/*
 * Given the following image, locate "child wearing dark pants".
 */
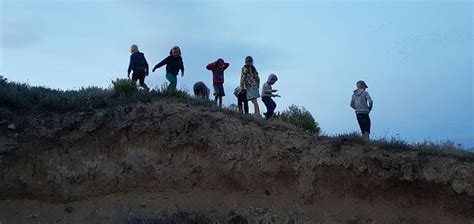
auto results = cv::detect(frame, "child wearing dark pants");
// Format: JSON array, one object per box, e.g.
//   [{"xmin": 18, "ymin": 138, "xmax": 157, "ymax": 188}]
[
  {"xmin": 356, "ymin": 113, "xmax": 371, "ymax": 135},
  {"xmin": 350, "ymin": 80, "xmax": 373, "ymax": 141},
  {"xmin": 127, "ymin": 45, "xmax": 149, "ymax": 90},
  {"xmin": 234, "ymin": 86, "xmax": 249, "ymax": 114},
  {"xmin": 261, "ymin": 74, "xmax": 280, "ymax": 119}
]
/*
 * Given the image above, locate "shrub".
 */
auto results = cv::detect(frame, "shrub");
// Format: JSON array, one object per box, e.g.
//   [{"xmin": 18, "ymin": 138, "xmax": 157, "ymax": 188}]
[
  {"xmin": 0, "ymin": 76, "xmax": 112, "ymax": 111},
  {"xmin": 154, "ymin": 83, "xmax": 191, "ymax": 99},
  {"xmin": 274, "ymin": 105, "xmax": 320, "ymax": 134},
  {"xmin": 0, "ymin": 75, "xmax": 6, "ymax": 84},
  {"xmin": 112, "ymin": 78, "xmax": 137, "ymax": 96}
]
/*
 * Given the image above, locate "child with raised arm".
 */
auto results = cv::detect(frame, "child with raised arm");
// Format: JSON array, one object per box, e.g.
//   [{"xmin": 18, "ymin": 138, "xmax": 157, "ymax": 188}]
[
  {"xmin": 152, "ymin": 46, "xmax": 184, "ymax": 92},
  {"xmin": 261, "ymin": 74, "xmax": 280, "ymax": 119},
  {"xmin": 206, "ymin": 58, "xmax": 229, "ymax": 107},
  {"xmin": 350, "ymin": 80, "xmax": 373, "ymax": 141}
]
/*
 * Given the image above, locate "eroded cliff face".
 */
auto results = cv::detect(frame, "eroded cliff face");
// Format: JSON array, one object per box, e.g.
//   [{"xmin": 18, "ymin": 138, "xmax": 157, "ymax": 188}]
[{"xmin": 0, "ymin": 99, "xmax": 473, "ymax": 223}]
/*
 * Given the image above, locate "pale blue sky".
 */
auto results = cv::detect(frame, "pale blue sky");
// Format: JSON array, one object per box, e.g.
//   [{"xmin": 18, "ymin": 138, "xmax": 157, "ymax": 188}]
[{"xmin": 1, "ymin": 0, "xmax": 473, "ymax": 148}]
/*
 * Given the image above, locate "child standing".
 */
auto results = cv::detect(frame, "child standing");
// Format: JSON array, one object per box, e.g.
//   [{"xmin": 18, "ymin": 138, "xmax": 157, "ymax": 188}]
[
  {"xmin": 234, "ymin": 86, "xmax": 249, "ymax": 114},
  {"xmin": 261, "ymin": 74, "xmax": 280, "ymax": 119},
  {"xmin": 206, "ymin": 58, "xmax": 229, "ymax": 107},
  {"xmin": 240, "ymin": 56, "xmax": 260, "ymax": 115},
  {"xmin": 127, "ymin": 45, "xmax": 149, "ymax": 90},
  {"xmin": 152, "ymin": 46, "xmax": 184, "ymax": 92},
  {"xmin": 350, "ymin": 80, "xmax": 373, "ymax": 141}
]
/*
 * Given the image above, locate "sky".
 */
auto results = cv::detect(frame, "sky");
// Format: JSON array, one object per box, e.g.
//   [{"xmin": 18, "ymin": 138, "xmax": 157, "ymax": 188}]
[{"xmin": 1, "ymin": 0, "xmax": 473, "ymax": 148}]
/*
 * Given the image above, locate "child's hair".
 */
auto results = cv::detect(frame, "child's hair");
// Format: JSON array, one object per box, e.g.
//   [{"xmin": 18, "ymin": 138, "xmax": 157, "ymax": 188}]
[
  {"xmin": 268, "ymin": 74, "xmax": 278, "ymax": 82},
  {"xmin": 169, "ymin": 46, "xmax": 182, "ymax": 56},
  {"xmin": 245, "ymin": 56, "xmax": 253, "ymax": 63},
  {"xmin": 216, "ymin": 58, "xmax": 224, "ymax": 64}
]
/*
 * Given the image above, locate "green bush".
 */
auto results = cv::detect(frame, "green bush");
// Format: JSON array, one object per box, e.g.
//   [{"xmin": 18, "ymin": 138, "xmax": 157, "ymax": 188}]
[
  {"xmin": 0, "ymin": 75, "xmax": 6, "ymax": 84},
  {"xmin": 154, "ymin": 83, "xmax": 191, "ymax": 99},
  {"xmin": 274, "ymin": 105, "xmax": 321, "ymax": 134},
  {"xmin": 112, "ymin": 78, "xmax": 137, "ymax": 96}
]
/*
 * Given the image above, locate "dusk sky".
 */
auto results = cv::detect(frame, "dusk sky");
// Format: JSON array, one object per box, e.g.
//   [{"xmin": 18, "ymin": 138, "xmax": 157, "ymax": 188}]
[{"xmin": 1, "ymin": 0, "xmax": 472, "ymax": 148}]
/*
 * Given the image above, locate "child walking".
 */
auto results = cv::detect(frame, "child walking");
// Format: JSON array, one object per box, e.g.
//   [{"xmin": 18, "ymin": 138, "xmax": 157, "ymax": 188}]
[
  {"xmin": 152, "ymin": 46, "xmax": 184, "ymax": 92},
  {"xmin": 206, "ymin": 58, "xmax": 229, "ymax": 107},
  {"xmin": 127, "ymin": 45, "xmax": 149, "ymax": 90},
  {"xmin": 234, "ymin": 86, "xmax": 249, "ymax": 114},
  {"xmin": 240, "ymin": 56, "xmax": 260, "ymax": 116},
  {"xmin": 261, "ymin": 74, "xmax": 280, "ymax": 119},
  {"xmin": 350, "ymin": 80, "xmax": 373, "ymax": 141}
]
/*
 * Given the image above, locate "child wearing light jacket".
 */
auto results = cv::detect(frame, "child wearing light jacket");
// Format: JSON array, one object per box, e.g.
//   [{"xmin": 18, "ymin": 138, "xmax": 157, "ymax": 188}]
[
  {"xmin": 350, "ymin": 80, "xmax": 373, "ymax": 141},
  {"xmin": 261, "ymin": 74, "xmax": 280, "ymax": 119}
]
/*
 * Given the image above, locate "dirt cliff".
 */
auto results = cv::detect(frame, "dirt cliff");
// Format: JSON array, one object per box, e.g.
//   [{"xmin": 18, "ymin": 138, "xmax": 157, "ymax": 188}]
[{"xmin": 0, "ymin": 99, "xmax": 473, "ymax": 224}]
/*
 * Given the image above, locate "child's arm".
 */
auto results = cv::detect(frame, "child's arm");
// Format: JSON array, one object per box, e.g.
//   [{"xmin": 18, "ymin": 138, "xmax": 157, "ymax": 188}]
[
  {"xmin": 366, "ymin": 92, "xmax": 373, "ymax": 111},
  {"xmin": 223, "ymin": 63, "xmax": 230, "ymax": 70},
  {"xmin": 253, "ymin": 66, "xmax": 260, "ymax": 87},
  {"xmin": 263, "ymin": 83, "xmax": 272, "ymax": 95},
  {"xmin": 206, "ymin": 62, "xmax": 215, "ymax": 70},
  {"xmin": 180, "ymin": 59, "xmax": 185, "ymax": 76},
  {"xmin": 127, "ymin": 55, "xmax": 133, "ymax": 76},
  {"xmin": 350, "ymin": 95, "xmax": 356, "ymax": 109},
  {"xmin": 144, "ymin": 55, "xmax": 149, "ymax": 74},
  {"xmin": 152, "ymin": 56, "xmax": 169, "ymax": 72},
  {"xmin": 240, "ymin": 67, "xmax": 248, "ymax": 89}
]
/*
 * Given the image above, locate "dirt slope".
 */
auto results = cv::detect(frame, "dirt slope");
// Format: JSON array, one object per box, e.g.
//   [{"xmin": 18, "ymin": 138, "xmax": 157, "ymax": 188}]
[{"xmin": 0, "ymin": 99, "xmax": 473, "ymax": 223}]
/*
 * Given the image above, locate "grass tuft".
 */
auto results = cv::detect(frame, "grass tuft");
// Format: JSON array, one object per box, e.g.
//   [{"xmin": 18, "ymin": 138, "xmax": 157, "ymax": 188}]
[{"xmin": 112, "ymin": 78, "xmax": 137, "ymax": 96}]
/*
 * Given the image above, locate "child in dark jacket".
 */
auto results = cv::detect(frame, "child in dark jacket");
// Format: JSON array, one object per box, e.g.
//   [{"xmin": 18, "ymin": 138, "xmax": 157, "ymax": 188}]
[
  {"xmin": 261, "ymin": 74, "xmax": 280, "ymax": 119},
  {"xmin": 127, "ymin": 45, "xmax": 149, "ymax": 90},
  {"xmin": 206, "ymin": 58, "xmax": 229, "ymax": 107},
  {"xmin": 152, "ymin": 46, "xmax": 184, "ymax": 92},
  {"xmin": 234, "ymin": 86, "xmax": 249, "ymax": 114}
]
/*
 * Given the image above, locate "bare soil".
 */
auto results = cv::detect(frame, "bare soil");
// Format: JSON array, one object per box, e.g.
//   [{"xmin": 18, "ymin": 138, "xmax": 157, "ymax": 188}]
[{"xmin": 0, "ymin": 100, "xmax": 473, "ymax": 223}]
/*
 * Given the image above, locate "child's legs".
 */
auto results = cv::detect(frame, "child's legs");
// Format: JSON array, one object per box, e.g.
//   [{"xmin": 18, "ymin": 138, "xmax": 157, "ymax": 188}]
[
  {"xmin": 356, "ymin": 113, "xmax": 371, "ymax": 136},
  {"xmin": 268, "ymin": 98, "xmax": 276, "ymax": 117},
  {"xmin": 243, "ymin": 94, "xmax": 249, "ymax": 114},
  {"xmin": 237, "ymin": 95, "xmax": 243, "ymax": 112},
  {"xmin": 262, "ymin": 97, "xmax": 271, "ymax": 118},
  {"xmin": 217, "ymin": 96, "xmax": 222, "ymax": 107},
  {"xmin": 213, "ymin": 83, "xmax": 225, "ymax": 107},
  {"xmin": 237, "ymin": 100, "xmax": 243, "ymax": 113},
  {"xmin": 138, "ymin": 76, "xmax": 148, "ymax": 90},
  {"xmin": 166, "ymin": 73, "xmax": 177, "ymax": 91},
  {"xmin": 251, "ymin": 98, "xmax": 260, "ymax": 114}
]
